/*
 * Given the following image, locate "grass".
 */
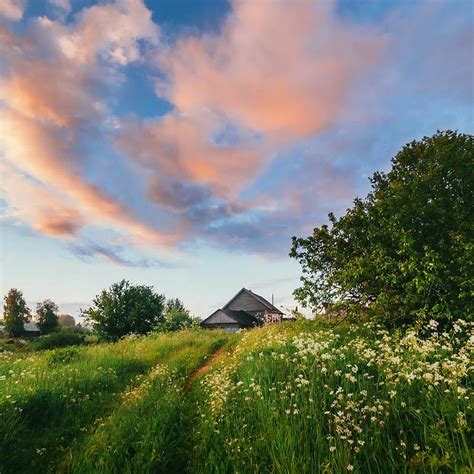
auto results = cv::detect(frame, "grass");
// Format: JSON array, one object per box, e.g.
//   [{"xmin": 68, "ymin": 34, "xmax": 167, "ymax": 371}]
[
  {"xmin": 191, "ymin": 319, "xmax": 473, "ymax": 473},
  {"xmin": 0, "ymin": 330, "xmax": 227, "ymax": 473},
  {"xmin": 0, "ymin": 320, "xmax": 472, "ymax": 473}
]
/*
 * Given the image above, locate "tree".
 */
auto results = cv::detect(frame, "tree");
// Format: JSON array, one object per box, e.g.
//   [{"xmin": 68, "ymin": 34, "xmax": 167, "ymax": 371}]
[
  {"xmin": 36, "ymin": 300, "xmax": 59, "ymax": 334},
  {"xmin": 2, "ymin": 289, "xmax": 30, "ymax": 337},
  {"xmin": 165, "ymin": 297, "xmax": 188, "ymax": 314},
  {"xmin": 155, "ymin": 298, "xmax": 198, "ymax": 332},
  {"xmin": 83, "ymin": 280, "xmax": 165, "ymax": 341},
  {"xmin": 290, "ymin": 131, "xmax": 474, "ymax": 326}
]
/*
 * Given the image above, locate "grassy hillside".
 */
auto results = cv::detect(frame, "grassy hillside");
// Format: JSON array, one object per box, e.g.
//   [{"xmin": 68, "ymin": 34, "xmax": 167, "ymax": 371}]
[{"xmin": 0, "ymin": 320, "xmax": 472, "ymax": 473}]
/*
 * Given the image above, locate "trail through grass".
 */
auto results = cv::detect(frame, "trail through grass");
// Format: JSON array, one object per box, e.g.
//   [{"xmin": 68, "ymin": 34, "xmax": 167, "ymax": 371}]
[{"xmin": 0, "ymin": 330, "xmax": 227, "ymax": 473}]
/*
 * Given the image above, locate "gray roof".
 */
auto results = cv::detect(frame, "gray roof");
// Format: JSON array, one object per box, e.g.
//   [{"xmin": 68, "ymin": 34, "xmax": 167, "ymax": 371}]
[
  {"xmin": 222, "ymin": 288, "xmax": 283, "ymax": 314},
  {"xmin": 24, "ymin": 322, "xmax": 39, "ymax": 332},
  {"xmin": 201, "ymin": 308, "xmax": 258, "ymax": 327}
]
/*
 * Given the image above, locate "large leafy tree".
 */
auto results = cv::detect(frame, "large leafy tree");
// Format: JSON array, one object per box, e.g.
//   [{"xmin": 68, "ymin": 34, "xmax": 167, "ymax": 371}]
[
  {"xmin": 2, "ymin": 289, "xmax": 30, "ymax": 337},
  {"xmin": 290, "ymin": 131, "xmax": 473, "ymax": 326},
  {"xmin": 83, "ymin": 280, "xmax": 166, "ymax": 341},
  {"xmin": 36, "ymin": 300, "xmax": 59, "ymax": 334}
]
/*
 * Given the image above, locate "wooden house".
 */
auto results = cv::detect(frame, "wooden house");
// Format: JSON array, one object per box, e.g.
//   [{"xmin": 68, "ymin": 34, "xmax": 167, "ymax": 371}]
[{"xmin": 201, "ymin": 288, "xmax": 284, "ymax": 332}]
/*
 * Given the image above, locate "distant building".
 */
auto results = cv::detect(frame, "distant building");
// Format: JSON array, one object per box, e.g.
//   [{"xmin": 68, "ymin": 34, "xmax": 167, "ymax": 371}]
[
  {"xmin": 23, "ymin": 322, "xmax": 41, "ymax": 337},
  {"xmin": 58, "ymin": 314, "xmax": 76, "ymax": 327},
  {"xmin": 0, "ymin": 322, "xmax": 40, "ymax": 337},
  {"xmin": 201, "ymin": 288, "xmax": 284, "ymax": 332}
]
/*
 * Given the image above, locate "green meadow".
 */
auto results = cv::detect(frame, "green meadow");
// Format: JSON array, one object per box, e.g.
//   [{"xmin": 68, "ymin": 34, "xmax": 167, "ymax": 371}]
[{"xmin": 0, "ymin": 320, "xmax": 472, "ymax": 473}]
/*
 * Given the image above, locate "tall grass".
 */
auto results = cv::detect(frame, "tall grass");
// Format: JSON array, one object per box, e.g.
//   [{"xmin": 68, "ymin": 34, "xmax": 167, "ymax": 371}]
[
  {"xmin": 191, "ymin": 320, "xmax": 473, "ymax": 473},
  {"xmin": 63, "ymin": 332, "xmax": 227, "ymax": 473},
  {"xmin": 1, "ymin": 321, "xmax": 471, "ymax": 473},
  {"xmin": 0, "ymin": 330, "xmax": 226, "ymax": 472}
]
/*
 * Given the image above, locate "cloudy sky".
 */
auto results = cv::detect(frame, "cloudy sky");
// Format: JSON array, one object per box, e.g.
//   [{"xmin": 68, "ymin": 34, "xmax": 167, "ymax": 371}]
[{"xmin": 0, "ymin": 0, "xmax": 472, "ymax": 318}]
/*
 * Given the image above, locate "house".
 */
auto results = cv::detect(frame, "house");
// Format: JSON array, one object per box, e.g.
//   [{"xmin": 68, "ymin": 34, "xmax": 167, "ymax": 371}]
[
  {"xmin": 0, "ymin": 322, "xmax": 40, "ymax": 337},
  {"xmin": 201, "ymin": 288, "xmax": 284, "ymax": 332}
]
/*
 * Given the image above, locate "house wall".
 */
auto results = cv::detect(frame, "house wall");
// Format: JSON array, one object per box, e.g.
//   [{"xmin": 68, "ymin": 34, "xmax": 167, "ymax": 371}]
[
  {"xmin": 225, "ymin": 291, "xmax": 268, "ymax": 315},
  {"xmin": 262, "ymin": 312, "xmax": 283, "ymax": 324},
  {"xmin": 202, "ymin": 323, "xmax": 241, "ymax": 333}
]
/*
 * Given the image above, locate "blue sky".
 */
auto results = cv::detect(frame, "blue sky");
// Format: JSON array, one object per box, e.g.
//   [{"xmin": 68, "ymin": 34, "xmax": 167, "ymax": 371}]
[{"xmin": 0, "ymin": 0, "xmax": 472, "ymax": 318}]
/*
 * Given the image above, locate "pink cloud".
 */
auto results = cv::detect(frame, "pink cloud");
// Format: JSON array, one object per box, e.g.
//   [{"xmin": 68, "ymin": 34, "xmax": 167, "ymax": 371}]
[
  {"xmin": 116, "ymin": 113, "xmax": 266, "ymax": 199},
  {"xmin": 0, "ymin": 0, "xmax": 25, "ymax": 21},
  {"xmin": 156, "ymin": 0, "xmax": 382, "ymax": 139},
  {"xmin": 0, "ymin": 1, "xmax": 178, "ymax": 253},
  {"xmin": 0, "ymin": 163, "xmax": 84, "ymax": 237}
]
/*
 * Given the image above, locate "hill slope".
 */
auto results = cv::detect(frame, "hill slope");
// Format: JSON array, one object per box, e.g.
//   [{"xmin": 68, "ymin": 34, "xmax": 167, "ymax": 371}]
[{"xmin": 0, "ymin": 321, "xmax": 472, "ymax": 473}]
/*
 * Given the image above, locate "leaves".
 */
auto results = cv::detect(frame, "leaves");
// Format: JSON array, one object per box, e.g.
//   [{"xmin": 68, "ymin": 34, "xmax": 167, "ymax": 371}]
[
  {"xmin": 291, "ymin": 131, "xmax": 474, "ymax": 325},
  {"xmin": 36, "ymin": 300, "xmax": 59, "ymax": 335},
  {"xmin": 83, "ymin": 280, "xmax": 166, "ymax": 341},
  {"xmin": 2, "ymin": 289, "xmax": 30, "ymax": 337}
]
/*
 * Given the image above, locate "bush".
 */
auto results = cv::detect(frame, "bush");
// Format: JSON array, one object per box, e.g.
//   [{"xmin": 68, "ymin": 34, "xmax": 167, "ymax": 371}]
[
  {"xmin": 46, "ymin": 346, "xmax": 81, "ymax": 365},
  {"xmin": 34, "ymin": 329, "xmax": 85, "ymax": 350}
]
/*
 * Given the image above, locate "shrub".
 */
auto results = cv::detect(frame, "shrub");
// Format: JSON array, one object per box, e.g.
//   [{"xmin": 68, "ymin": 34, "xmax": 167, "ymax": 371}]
[
  {"xmin": 34, "ymin": 329, "xmax": 85, "ymax": 350},
  {"xmin": 46, "ymin": 346, "xmax": 81, "ymax": 365}
]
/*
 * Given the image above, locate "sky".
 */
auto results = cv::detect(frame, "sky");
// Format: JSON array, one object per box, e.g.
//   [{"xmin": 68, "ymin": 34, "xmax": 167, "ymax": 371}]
[{"xmin": 0, "ymin": 0, "xmax": 472, "ymax": 319}]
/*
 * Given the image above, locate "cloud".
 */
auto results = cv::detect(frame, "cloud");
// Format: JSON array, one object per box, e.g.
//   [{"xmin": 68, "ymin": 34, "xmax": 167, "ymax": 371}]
[
  {"xmin": 0, "ymin": 0, "xmax": 25, "ymax": 21},
  {"xmin": 0, "ymin": 0, "xmax": 471, "ymax": 266},
  {"xmin": 48, "ymin": 0, "xmax": 71, "ymax": 13},
  {"xmin": 68, "ymin": 239, "xmax": 185, "ymax": 268},
  {"xmin": 156, "ymin": 0, "xmax": 382, "ymax": 139},
  {"xmin": 0, "ymin": 163, "xmax": 85, "ymax": 237},
  {"xmin": 0, "ymin": 0, "xmax": 181, "ymax": 254},
  {"xmin": 115, "ymin": 113, "xmax": 265, "ymax": 198},
  {"xmin": 69, "ymin": 241, "xmax": 156, "ymax": 267}
]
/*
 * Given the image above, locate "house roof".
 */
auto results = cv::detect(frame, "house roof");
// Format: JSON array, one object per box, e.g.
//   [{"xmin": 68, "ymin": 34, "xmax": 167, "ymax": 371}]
[
  {"xmin": 201, "ymin": 309, "xmax": 258, "ymax": 327},
  {"xmin": 222, "ymin": 288, "xmax": 283, "ymax": 314},
  {"xmin": 24, "ymin": 322, "xmax": 39, "ymax": 332}
]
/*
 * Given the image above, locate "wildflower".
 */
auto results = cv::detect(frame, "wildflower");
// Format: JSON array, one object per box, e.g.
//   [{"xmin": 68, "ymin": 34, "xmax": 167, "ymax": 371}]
[{"xmin": 347, "ymin": 464, "xmax": 354, "ymax": 471}]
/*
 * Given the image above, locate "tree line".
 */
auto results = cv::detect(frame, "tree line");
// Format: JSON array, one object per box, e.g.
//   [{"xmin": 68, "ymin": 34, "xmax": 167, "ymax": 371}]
[{"xmin": 1, "ymin": 281, "xmax": 200, "ymax": 340}]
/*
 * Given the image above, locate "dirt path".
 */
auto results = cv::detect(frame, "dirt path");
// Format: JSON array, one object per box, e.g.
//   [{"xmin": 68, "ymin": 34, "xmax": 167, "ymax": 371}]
[{"xmin": 184, "ymin": 345, "xmax": 226, "ymax": 390}]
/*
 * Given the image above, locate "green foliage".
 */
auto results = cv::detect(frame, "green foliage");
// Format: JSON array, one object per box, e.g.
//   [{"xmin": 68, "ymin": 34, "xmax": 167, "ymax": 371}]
[
  {"xmin": 165, "ymin": 297, "xmax": 188, "ymax": 314},
  {"xmin": 46, "ymin": 346, "xmax": 81, "ymax": 365},
  {"xmin": 2, "ymin": 288, "xmax": 30, "ymax": 337},
  {"xmin": 83, "ymin": 280, "xmax": 166, "ymax": 341},
  {"xmin": 36, "ymin": 299, "xmax": 59, "ymax": 335},
  {"xmin": 290, "ymin": 131, "xmax": 474, "ymax": 326},
  {"xmin": 158, "ymin": 309, "xmax": 194, "ymax": 332},
  {"xmin": 155, "ymin": 298, "xmax": 201, "ymax": 332},
  {"xmin": 33, "ymin": 329, "xmax": 85, "ymax": 350}
]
